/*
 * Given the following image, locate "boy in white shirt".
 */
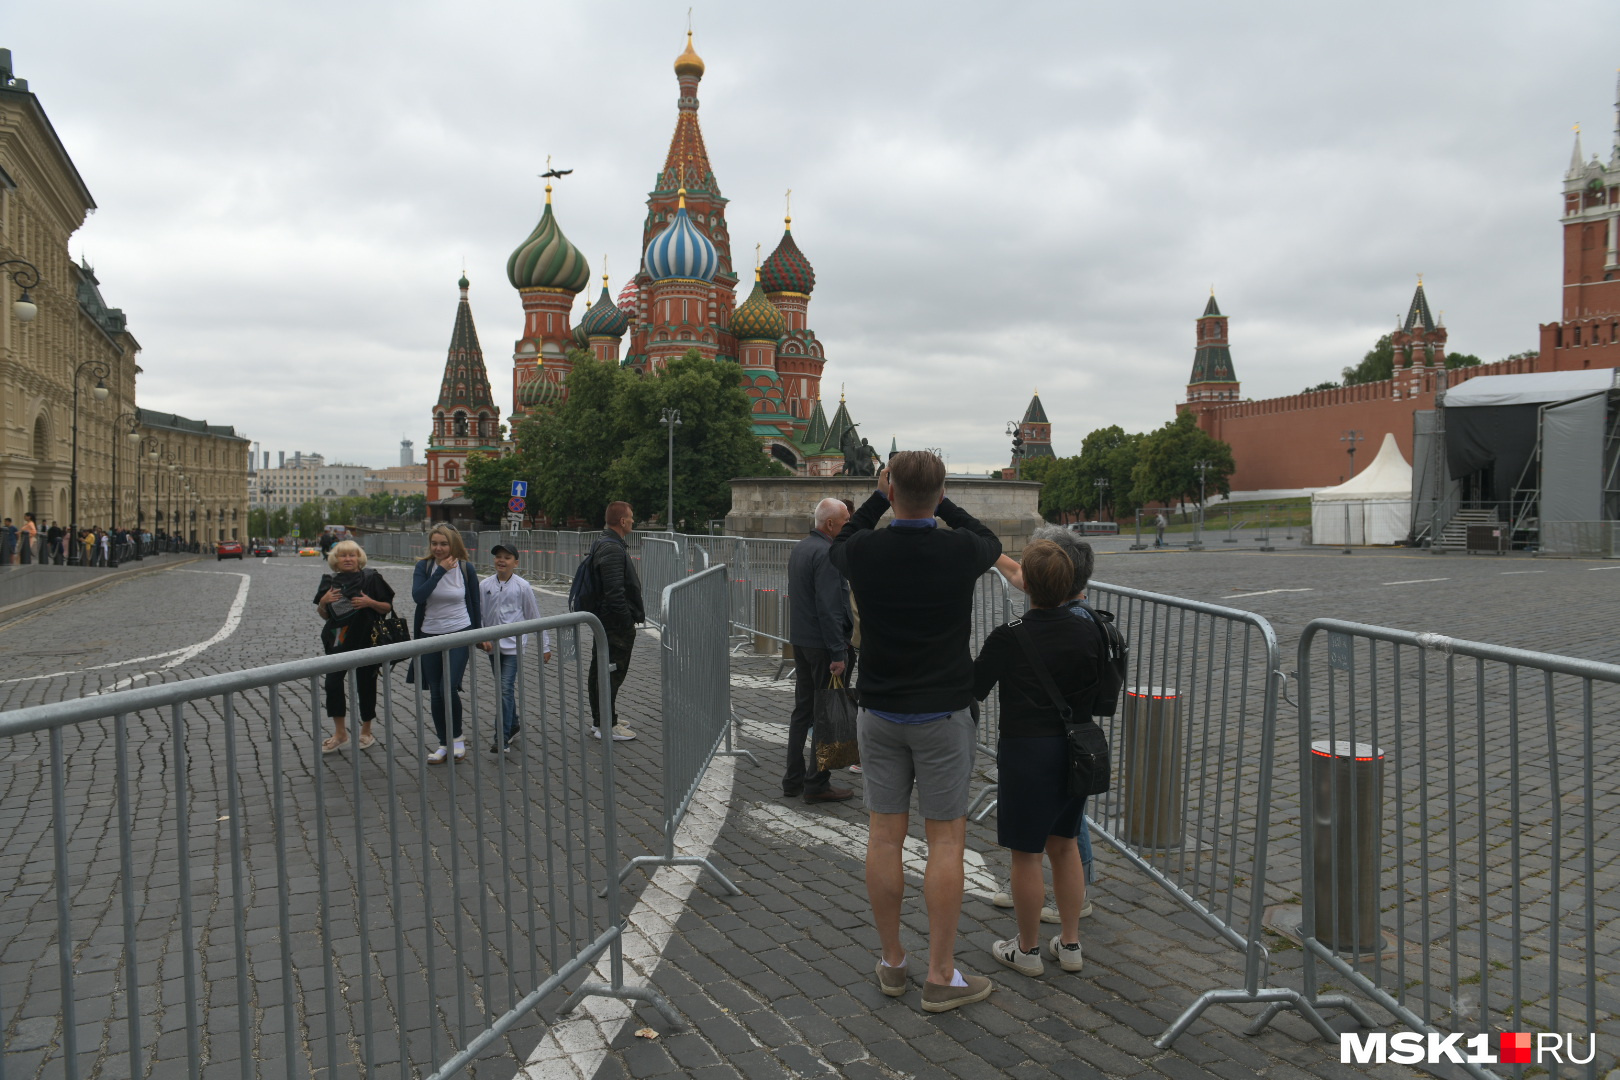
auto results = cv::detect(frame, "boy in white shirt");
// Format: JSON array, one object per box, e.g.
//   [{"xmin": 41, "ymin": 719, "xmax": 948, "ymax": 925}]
[{"xmin": 477, "ymin": 544, "xmax": 550, "ymax": 752}]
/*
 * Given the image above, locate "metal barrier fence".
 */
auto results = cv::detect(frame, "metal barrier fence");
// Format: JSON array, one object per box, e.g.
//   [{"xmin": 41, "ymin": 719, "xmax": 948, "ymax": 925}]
[
  {"xmin": 1274, "ymin": 620, "xmax": 1620, "ymax": 1079},
  {"xmin": 638, "ymin": 537, "xmax": 685, "ymax": 629},
  {"xmin": 1067, "ymin": 581, "xmax": 1367, "ymax": 1047},
  {"xmin": 1539, "ymin": 520, "xmax": 1620, "ymax": 557},
  {"xmin": 963, "ymin": 569, "xmax": 1015, "ymax": 820},
  {"xmin": 0, "ymin": 614, "xmax": 679, "ymax": 1080},
  {"xmin": 620, "ymin": 564, "xmax": 757, "ymax": 893}
]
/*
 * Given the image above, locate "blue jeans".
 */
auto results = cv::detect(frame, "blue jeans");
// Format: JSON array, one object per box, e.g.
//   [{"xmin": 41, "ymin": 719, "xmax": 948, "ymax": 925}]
[
  {"xmin": 1078, "ymin": 814, "xmax": 1095, "ymax": 885},
  {"xmin": 491, "ymin": 651, "xmax": 519, "ymax": 742},
  {"xmin": 419, "ymin": 639, "xmax": 470, "ymax": 746}
]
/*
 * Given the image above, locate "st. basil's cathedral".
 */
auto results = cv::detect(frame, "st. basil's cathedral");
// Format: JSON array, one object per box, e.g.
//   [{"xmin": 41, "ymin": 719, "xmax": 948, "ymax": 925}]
[{"xmin": 425, "ymin": 33, "xmax": 868, "ymax": 512}]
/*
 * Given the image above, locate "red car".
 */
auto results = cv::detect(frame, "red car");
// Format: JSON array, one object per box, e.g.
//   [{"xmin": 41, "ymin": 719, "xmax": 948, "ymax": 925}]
[{"xmin": 216, "ymin": 540, "xmax": 245, "ymax": 561}]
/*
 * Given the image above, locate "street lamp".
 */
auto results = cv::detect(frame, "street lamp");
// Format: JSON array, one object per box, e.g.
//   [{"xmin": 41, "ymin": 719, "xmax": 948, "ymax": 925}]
[
  {"xmin": 1093, "ymin": 477, "xmax": 1110, "ymax": 523},
  {"xmin": 1190, "ymin": 459, "xmax": 1212, "ymax": 550},
  {"xmin": 660, "ymin": 407, "xmax": 681, "ymax": 533},
  {"xmin": 2, "ymin": 258, "xmax": 41, "ymax": 322},
  {"xmin": 1341, "ymin": 430, "xmax": 1364, "ymax": 477},
  {"xmin": 69, "ymin": 359, "xmax": 111, "ymax": 564},
  {"xmin": 137, "ymin": 437, "xmax": 160, "ymax": 557},
  {"xmin": 107, "ymin": 413, "xmax": 141, "ymax": 567},
  {"xmin": 1005, "ymin": 421, "xmax": 1024, "ymax": 480}
]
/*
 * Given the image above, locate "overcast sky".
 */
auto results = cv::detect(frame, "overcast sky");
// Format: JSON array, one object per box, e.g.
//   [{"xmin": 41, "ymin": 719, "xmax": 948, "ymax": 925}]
[{"xmin": 9, "ymin": 1, "xmax": 1620, "ymax": 472}]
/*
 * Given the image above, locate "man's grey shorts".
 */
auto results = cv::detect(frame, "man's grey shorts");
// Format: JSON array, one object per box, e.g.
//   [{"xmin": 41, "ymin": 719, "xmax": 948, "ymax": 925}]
[{"xmin": 856, "ymin": 707, "xmax": 976, "ymax": 820}]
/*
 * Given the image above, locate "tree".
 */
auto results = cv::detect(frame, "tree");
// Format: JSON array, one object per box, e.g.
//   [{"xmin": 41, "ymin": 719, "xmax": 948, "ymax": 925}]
[
  {"xmin": 604, "ymin": 349, "xmax": 787, "ymax": 528},
  {"xmin": 268, "ymin": 506, "xmax": 291, "ymax": 537},
  {"xmin": 294, "ymin": 500, "xmax": 325, "ymax": 538},
  {"xmin": 1302, "ymin": 380, "xmax": 1340, "ymax": 393},
  {"xmin": 1021, "ymin": 455, "xmax": 1082, "ymax": 520},
  {"xmin": 1444, "ymin": 352, "xmax": 1481, "ymax": 370},
  {"xmin": 1073, "ymin": 425, "xmax": 1142, "ymax": 519},
  {"xmin": 1342, "ymin": 334, "xmax": 1394, "ymax": 386},
  {"xmin": 1129, "ymin": 412, "xmax": 1234, "ymax": 510},
  {"xmin": 518, "ymin": 350, "xmax": 635, "ymax": 527},
  {"xmin": 248, "ymin": 508, "xmax": 267, "ymax": 538},
  {"xmin": 461, "ymin": 450, "xmax": 533, "ymax": 525}
]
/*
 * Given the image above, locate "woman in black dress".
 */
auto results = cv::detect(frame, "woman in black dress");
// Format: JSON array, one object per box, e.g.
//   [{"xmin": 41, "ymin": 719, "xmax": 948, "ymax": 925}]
[
  {"xmin": 315, "ymin": 540, "xmax": 395, "ymax": 753},
  {"xmin": 972, "ymin": 540, "xmax": 1105, "ymax": 977}
]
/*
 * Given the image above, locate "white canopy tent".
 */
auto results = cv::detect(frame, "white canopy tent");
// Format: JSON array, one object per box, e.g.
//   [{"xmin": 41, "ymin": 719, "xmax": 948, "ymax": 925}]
[{"xmin": 1312, "ymin": 432, "xmax": 1413, "ymax": 545}]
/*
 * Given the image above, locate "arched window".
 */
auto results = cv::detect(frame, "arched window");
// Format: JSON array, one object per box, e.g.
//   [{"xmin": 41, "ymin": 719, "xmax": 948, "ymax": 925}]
[
  {"xmin": 454, "ymin": 412, "xmax": 469, "ymax": 437},
  {"xmin": 445, "ymin": 462, "xmax": 459, "ymax": 482},
  {"xmin": 32, "ymin": 415, "xmax": 47, "ymax": 460}
]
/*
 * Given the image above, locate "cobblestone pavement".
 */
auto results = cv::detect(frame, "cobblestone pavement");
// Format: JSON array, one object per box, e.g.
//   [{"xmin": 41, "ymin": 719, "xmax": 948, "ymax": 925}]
[{"xmin": 1, "ymin": 549, "xmax": 1613, "ymax": 1080}]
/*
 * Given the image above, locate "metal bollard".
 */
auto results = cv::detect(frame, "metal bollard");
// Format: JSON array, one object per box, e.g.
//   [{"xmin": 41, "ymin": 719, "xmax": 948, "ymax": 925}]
[
  {"xmin": 1123, "ymin": 686, "xmax": 1183, "ymax": 848},
  {"xmin": 1309, "ymin": 739, "xmax": 1383, "ymax": 952},
  {"xmin": 752, "ymin": 587, "xmax": 779, "ymax": 655}
]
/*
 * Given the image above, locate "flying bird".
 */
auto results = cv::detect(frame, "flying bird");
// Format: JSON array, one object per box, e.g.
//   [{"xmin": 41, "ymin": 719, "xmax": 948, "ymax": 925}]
[{"xmin": 540, "ymin": 166, "xmax": 573, "ymax": 179}]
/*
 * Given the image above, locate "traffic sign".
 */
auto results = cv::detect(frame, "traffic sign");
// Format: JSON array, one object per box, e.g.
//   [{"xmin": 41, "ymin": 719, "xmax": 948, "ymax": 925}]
[
  {"xmin": 510, "ymin": 480, "xmax": 528, "ymax": 499},
  {"xmin": 508, "ymin": 497, "xmax": 527, "ymax": 513}
]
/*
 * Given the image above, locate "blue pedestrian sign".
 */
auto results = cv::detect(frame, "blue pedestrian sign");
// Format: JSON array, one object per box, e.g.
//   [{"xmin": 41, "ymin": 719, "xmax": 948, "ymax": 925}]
[{"xmin": 510, "ymin": 480, "xmax": 528, "ymax": 499}]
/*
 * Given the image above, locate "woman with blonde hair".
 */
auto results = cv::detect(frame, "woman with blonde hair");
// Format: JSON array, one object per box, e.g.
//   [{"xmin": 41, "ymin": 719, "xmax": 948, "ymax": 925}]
[
  {"xmin": 314, "ymin": 539, "xmax": 395, "ymax": 753},
  {"xmin": 411, "ymin": 524, "xmax": 481, "ymax": 763}
]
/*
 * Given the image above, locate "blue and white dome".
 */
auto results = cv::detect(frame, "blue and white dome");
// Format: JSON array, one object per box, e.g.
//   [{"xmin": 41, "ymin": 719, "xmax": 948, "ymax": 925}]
[{"xmin": 645, "ymin": 189, "xmax": 719, "ymax": 282}]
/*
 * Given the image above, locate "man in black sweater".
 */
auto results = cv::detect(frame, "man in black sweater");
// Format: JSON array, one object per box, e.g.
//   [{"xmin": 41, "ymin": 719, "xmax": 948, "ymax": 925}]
[
  {"xmin": 829, "ymin": 451, "xmax": 1002, "ymax": 1013},
  {"xmin": 588, "ymin": 500, "xmax": 644, "ymax": 741}
]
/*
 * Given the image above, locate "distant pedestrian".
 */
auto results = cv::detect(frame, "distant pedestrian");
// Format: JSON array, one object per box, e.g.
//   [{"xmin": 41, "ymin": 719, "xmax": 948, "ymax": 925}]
[
  {"xmin": 412, "ymin": 524, "xmax": 481, "ymax": 763},
  {"xmin": 972, "ymin": 540, "xmax": 1101, "ymax": 979},
  {"xmin": 19, "ymin": 513, "xmax": 37, "ymax": 564},
  {"xmin": 583, "ymin": 501, "xmax": 643, "ymax": 741},
  {"xmin": 477, "ymin": 543, "xmax": 549, "ymax": 754},
  {"xmin": 785, "ymin": 497, "xmax": 855, "ymax": 804},
  {"xmin": 0, "ymin": 518, "xmax": 14, "ymax": 564},
  {"xmin": 320, "ymin": 530, "xmax": 336, "ymax": 557},
  {"xmin": 315, "ymin": 540, "xmax": 395, "ymax": 754},
  {"xmin": 1154, "ymin": 512, "xmax": 1167, "ymax": 548},
  {"xmin": 830, "ymin": 450, "xmax": 1003, "ymax": 1013},
  {"xmin": 46, "ymin": 522, "xmax": 63, "ymax": 564}
]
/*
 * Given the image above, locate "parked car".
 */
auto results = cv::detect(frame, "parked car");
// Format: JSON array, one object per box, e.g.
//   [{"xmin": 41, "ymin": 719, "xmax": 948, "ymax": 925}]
[
  {"xmin": 251, "ymin": 542, "xmax": 276, "ymax": 557},
  {"xmin": 216, "ymin": 540, "xmax": 245, "ymax": 561}
]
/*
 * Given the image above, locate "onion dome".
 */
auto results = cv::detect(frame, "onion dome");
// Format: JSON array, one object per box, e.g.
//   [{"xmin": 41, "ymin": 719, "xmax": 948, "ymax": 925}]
[
  {"xmin": 760, "ymin": 216, "xmax": 815, "ymax": 295},
  {"xmin": 572, "ymin": 320, "xmax": 590, "ymax": 349},
  {"xmin": 645, "ymin": 189, "xmax": 719, "ymax": 281},
  {"xmin": 617, "ymin": 279, "xmax": 639, "ymax": 319},
  {"xmin": 507, "ymin": 185, "xmax": 590, "ymax": 293},
  {"xmin": 582, "ymin": 276, "xmax": 630, "ymax": 338},
  {"xmin": 674, "ymin": 31, "xmax": 705, "ymax": 78},
  {"xmin": 458, "ymin": 272, "xmax": 469, "ymax": 289},
  {"xmin": 518, "ymin": 375, "xmax": 564, "ymax": 411},
  {"xmin": 730, "ymin": 269, "xmax": 787, "ymax": 341}
]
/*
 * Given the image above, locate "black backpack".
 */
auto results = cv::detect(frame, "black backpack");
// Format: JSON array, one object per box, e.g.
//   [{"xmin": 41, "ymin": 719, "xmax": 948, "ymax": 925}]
[
  {"xmin": 567, "ymin": 538, "xmax": 611, "ymax": 614},
  {"xmin": 1076, "ymin": 601, "xmax": 1129, "ymax": 717}
]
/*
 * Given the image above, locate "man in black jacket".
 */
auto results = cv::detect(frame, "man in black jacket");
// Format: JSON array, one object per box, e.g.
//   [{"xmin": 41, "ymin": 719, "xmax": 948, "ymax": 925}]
[
  {"xmin": 785, "ymin": 497, "xmax": 855, "ymax": 803},
  {"xmin": 588, "ymin": 500, "xmax": 644, "ymax": 741},
  {"xmin": 829, "ymin": 451, "xmax": 1002, "ymax": 1013}
]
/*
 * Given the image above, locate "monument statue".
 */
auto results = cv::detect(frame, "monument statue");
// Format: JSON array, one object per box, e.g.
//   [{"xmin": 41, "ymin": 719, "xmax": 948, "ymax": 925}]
[{"xmin": 840, "ymin": 426, "xmax": 878, "ymax": 477}]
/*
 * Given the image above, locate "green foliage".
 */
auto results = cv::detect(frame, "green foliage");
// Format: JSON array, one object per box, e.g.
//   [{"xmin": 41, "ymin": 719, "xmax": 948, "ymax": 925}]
[
  {"xmin": 248, "ymin": 508, "xmax": 267, "ymax": 538},
  {"xmin": 1444, "ymin": 352, "xmax": 1481, "ymax": 370},
  {"xmin": 1302, "ymin": 380, "xmax": 1340, "ymax": 393},
  {"xmin": 1074, "ymin": 425, "xmax": 1143, "ymax": 518},
  {"xmin": 517, "ymin": 350, "xmax": 637, "ymax": 527},
  {"xmin": 293, "ymin": 500, "xmax": 325, "ymax": 538},
  {"xmin": 268, "ymin": 506, "xmax": 290, "ymax": 537},
  {"xmin": 1342, "ymin": 334, "xmax": 1394, "ymax": 386},
  {"xmin": 461, "ymin": 451, "xmax": 533, "ymax": 525},
  {"xmin": 1129, "ymin": 411, "xmax": 1234, "ymax": 509}
]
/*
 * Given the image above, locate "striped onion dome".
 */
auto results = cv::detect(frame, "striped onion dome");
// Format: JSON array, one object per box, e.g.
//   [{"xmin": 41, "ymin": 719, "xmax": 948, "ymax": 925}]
[
  {"xmin": 507, "ymin": 185, "xmax": 590, "ymax": 292},
  {"xmin": 581, "ymin": 279, "xmax": 630, "ymax": 338},
  {"xmin": 729, "ymin": 269, "xmax": 787, "ymax": 341},
  {"xmin": 518, "ymin": 375, "xmax": 564, "ymax": 410},
  {"xmin": 572, "ymin": 320, "xmax": 590, "ymax": 349},
  {"xmin": 616, "ymin": 279, "xmax": 639, "ymax": 319},
  {"xmin": 760, "ymin": 218, "xmax": 815, "ymax": 295},
  {"xmin": 645, "ymin": 189, "xmax": 719, "ymax": 282}
]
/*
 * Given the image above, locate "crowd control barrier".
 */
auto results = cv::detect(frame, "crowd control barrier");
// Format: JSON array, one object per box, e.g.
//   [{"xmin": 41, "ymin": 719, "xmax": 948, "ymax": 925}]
[
  {"xmin": 963, "ymin": 568, "xmax": 1016, "ymax": 820},
  {"xmin": 638, "ymin": 536, "xmax": 685, "ymax": 629},
  {"xmin": 619, "ymin": 564, "xmax": 757, "ymax": 893},
  {"xmin": 1066, "ymin": 581, "xmax": 1369, "ymax": 1048},
  {"xmin": 0, "ymin": 614, "xmax": 679, "ymax": 1080},
  {"xmin": 1270, "ymin": 620, "xmax": 1620, "ymax": 1080}
]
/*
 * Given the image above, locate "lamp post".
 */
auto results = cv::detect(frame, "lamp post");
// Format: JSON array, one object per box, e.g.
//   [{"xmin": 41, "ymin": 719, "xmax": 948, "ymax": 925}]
[
  {"xmin": 660, "ymin": 407, "xmax": 681, "ymax": 534},
  {"xmin": 1341, "ymin": 429, "xmax": 1364, "ymax": 478},
  {"xmin": 1093, "ymin": 477, "xmax": 1110, "ymax": 523},
  {"xmin": 1190, "ymin": 459, "xmax": 1212, "ymax": 550},
  {"xmin": 2, "ymin": 258, "xmax": 41, "ymax": 322},
  {"xmin": 106, "ymin": 413, "xmax": 141, "ymax": 567},
  {"xmin": 137, "ymin": 437, "xmax": 160, "ymax": 558},
  {"xmin": 1005, "ymin": 421, "xmax": 1024, "ymax": 480},
  {"xmin": 69, "ymin": 359, "xmax": 111, "ymax": 564}
]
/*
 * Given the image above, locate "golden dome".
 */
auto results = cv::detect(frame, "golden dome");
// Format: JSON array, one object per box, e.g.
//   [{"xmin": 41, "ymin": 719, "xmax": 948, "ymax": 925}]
[{"xmin": 674, "ymin": 32, "xmax": 705, "ymax": 78}]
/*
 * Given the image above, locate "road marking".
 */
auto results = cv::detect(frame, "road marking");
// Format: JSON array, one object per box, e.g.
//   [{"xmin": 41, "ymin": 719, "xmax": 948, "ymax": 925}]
[
  {"xmin": 1588, "ymin": 565, "xmax": 1620, "ymax": 570},
  {"xmin": 1383, "ymin": 577, "xmax": 1450, "ymax": 585},
  {"xmin": 0, "ymin": 570, "xmax": 251, "ymax": 686},
  {"xmin": 1501, "ymin": 570, "xmax": 1547, "ymax": 575},
  {"xmin": 1222, "ymin": 588, "xmax": 1313, "ymax": 599}
]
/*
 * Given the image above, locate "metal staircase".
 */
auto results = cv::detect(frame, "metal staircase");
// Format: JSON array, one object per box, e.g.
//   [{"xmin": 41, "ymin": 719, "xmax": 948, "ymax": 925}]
[{"xmin": 1434, "ymin": 509, "xmax": 1500, "ymax": 551}]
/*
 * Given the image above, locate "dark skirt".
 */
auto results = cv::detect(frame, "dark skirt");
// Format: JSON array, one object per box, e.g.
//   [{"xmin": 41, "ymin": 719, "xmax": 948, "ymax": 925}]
[{"xmin": 996, "ymin": 736, "xmax": 1086, "ymax": 853}]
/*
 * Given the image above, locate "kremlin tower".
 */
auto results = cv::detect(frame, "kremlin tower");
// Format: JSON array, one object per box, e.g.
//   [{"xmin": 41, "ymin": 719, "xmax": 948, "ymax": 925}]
[{"xmin": 425, "ymin": 275, "xmax": 501, "ymax": 507}]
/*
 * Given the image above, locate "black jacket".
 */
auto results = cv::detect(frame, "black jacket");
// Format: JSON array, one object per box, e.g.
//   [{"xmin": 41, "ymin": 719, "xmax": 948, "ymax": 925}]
[
  {"xmin": 828, "ymin": 491, "xmax": 1001, "ymax": 713},
  {"xmin": 593, "ymin": 529, "xmax": 644, "ymax": 628},
  {"xmin": 788, "ymin": 529, "xmax": 852, "ymax": 659},
  {"xmin": 972, "ymin": 608, "xmax": 1106, "ymax": 738}
]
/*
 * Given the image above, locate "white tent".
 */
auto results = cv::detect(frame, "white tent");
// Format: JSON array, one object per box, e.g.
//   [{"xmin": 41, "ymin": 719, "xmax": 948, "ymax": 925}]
[{"xmin": 1312, "ymin": 432, "xmax": 1413, "ymax": 545}]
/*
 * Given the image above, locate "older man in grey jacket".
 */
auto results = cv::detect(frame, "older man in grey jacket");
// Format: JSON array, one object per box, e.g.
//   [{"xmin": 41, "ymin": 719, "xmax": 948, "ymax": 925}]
[{"xmin": 785, "ymin": 497, "xmax": 856, "ymax": 803}]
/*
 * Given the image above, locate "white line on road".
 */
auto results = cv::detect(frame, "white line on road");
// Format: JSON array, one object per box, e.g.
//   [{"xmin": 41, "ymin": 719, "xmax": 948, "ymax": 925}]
[
  {"xmin": 1, "ymin": 570, "xmax": 251, "ymax": 685},
  {"xmin": 1588, "ymin": 565, "xmax": 1620, "ymax": 570},
  {"xmin": 1222, "ymin": 588, "xmax": 1314, "ymax": 599},
  {"xmin": 1383, "ymin": 578, "xmax": 1450, "ymax": 585},
  {"xmin": 1501, "ymin": 570, "xmax": 1547, "ymax": 575}
]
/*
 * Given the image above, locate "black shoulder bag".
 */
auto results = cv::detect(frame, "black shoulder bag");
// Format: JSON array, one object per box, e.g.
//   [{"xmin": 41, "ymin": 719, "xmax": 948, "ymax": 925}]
[{"xmin": 1008, "ymin": 619, "xmax": 1112, "ymax": 798}]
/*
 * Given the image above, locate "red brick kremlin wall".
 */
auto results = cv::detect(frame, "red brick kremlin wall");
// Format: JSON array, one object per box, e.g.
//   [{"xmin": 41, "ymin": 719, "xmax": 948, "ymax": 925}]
[{"xmin": 1182, "ymin": 354, "xmax": 1540, "ymax": 491}]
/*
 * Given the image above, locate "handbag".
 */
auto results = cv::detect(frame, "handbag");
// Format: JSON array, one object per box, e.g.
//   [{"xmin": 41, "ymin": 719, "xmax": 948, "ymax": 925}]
[
  {"xmin": 371, "ymin": 611, "xmax": 411, "ymax": 650},
  {"xmin": 1008, "ymin": 619, "xmax": 1111, "ymax": 798},
  {"xmin": 813, "ymin": 673, "xmax": 861, "ymax": 772}
]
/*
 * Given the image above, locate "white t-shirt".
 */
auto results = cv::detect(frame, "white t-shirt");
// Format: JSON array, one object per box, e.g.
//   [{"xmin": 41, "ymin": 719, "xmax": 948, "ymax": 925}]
[{"xmin": 420, "ymin": 563, "xmax": 472, "ymax": 635}]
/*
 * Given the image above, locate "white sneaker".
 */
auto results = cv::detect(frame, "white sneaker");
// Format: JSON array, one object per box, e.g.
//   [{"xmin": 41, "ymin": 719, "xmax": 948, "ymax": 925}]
[
  {"xmin": 990, "ymin": 938, "xmax": 1043, "ymax": 977},
  {"xmin": 427, "ymin": 745, "xmax": 449, "ymax": 765},
  {"xmin": 611, "ymin": 727, "xmax": 637, "ymax": 741},
  {"xmin": 453, "ymin": 740, "xmax": 466, "ymax": 761},
  {"xmin": 1048, "ymin": 934, "xmax": 1084, "ymax": 973}
]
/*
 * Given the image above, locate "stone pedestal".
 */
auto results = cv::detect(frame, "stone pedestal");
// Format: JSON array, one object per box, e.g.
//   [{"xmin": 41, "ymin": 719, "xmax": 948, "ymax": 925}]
[{"xmin": 725, "ymin": 476, "xmax": 1044, "ymax": 554}]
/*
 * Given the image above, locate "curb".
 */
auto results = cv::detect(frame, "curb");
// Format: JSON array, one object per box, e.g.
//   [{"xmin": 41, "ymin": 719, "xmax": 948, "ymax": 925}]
[{"xmin": 0, "ymin": 555, "xmax": 205, "ymax": 624}]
